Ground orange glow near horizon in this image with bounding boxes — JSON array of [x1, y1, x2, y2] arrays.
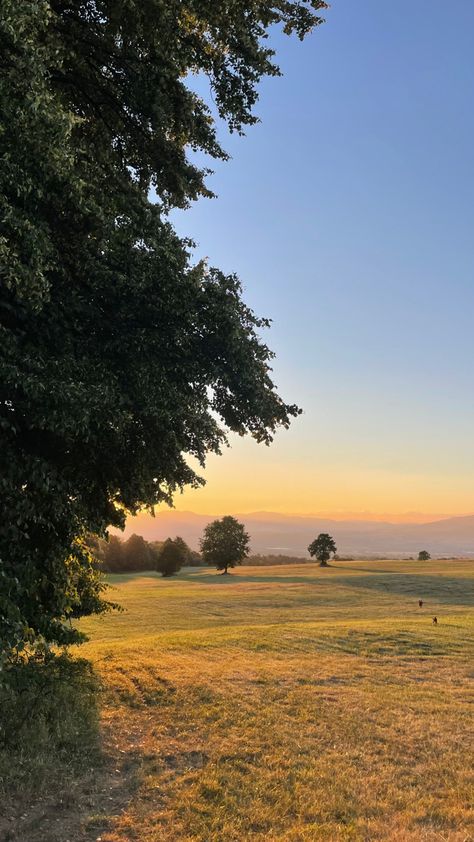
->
[[123, 431, 474, 530]]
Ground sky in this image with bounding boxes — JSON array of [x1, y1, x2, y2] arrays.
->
[[140, 1, 474, 523]]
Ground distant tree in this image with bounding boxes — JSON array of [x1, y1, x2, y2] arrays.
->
[[156, 538, 187, 577], [418, 550, 431, 561], [102, 535, 125, 573], [245, 554, 309, 566], [148, 541, 164, 567], [84, 533, 106, 566], [188, 550, 204, 566], [308, 533, 337, 567], [123, 534, 152, 572], [200, 517, 250, 574], [174, 536, 193, 566]]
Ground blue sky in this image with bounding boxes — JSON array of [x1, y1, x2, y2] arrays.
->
[[165, 0, 474, 517]]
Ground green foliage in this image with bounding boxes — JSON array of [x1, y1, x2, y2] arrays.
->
[[0, 652, 99, 799], [200, 516, 250, 573], [0, 0, 324, 655], [156, 538, 187, 577], [308, 533, 337, 566], [173, 536, 194, 566], [87, 532, 198, 573], [123, 534, 153, 572], [101, 534, 125, 573], [418, 550, 431, 561]]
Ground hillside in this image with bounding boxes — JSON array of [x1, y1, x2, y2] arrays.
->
[[119, 511, 474, 558]]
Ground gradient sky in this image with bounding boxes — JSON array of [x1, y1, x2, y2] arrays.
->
[[147, 1, 474, 521]]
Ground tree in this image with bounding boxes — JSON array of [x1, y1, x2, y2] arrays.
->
[[148, 541, 164, 567], [156, 538, 187, 577], [418, 550, 431, 561], [0, 1, 325, 657], [188, 550, 204, 567], [308, 534, 337, 567], [123, 534, 153, 572], [102, 535, 125, 573], [173, 537, 193, 567], [200, 517, 250, 574], [84, 533, 106, 566]]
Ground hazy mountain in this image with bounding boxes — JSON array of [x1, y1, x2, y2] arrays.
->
[[119, 511, 474, 558]]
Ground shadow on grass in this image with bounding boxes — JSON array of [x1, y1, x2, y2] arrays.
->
[[178, 568, 332, 585], [106, 567, 339, 587], [104, 568, 474, 613], [0, 654, 100, 781], [106, 570, 161, 584], [175, 567, 474, 605], [331, 574, 474, 605], [0, 654, 140, 842]]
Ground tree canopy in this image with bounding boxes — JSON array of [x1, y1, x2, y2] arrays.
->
[[308, 533, 337, 566], [156, 538, 187, 578], [200, 516, 250, 574], [1, 1, 325, 658], [418, 550, 431, 561]]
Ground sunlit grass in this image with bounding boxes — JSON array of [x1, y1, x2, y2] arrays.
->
[[75, 559, 474, 841]]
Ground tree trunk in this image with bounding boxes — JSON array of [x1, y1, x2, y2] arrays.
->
[[319, 560, 328, 567]]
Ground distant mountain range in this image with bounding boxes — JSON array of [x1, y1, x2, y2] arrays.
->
[[119, 511, 474, 558]]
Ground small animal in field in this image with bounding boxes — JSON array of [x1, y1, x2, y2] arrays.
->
[[418, 599, 423, 608], [432, 616, 438, 625]]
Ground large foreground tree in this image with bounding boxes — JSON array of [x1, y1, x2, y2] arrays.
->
[[0, 0, 326, 658]]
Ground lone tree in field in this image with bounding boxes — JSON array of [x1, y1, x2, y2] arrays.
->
[[0, 1, 327, 660], [308, 533, 337, 567], [418, 550, 431, 561], [200, 517, 250, 574]]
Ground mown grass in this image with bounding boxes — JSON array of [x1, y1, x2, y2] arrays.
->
[[2, 559, 474, 841]]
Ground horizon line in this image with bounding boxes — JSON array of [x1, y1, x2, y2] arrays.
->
[[126, 508, 474, 526]]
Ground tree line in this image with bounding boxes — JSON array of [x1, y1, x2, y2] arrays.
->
[[87, 515, 250, 577], [88, 524, 434, 577], [87, 534, 202, 575]]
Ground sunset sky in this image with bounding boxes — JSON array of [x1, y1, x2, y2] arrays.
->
[[137, 1, 474, 526]]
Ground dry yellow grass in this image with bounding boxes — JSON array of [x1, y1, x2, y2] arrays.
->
[[5, 559, 474, 841]]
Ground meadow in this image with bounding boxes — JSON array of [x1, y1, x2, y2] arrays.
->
[[2, 559, 474, 842]]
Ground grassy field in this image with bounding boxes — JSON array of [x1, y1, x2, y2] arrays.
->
[[2, 559, 474, 841]]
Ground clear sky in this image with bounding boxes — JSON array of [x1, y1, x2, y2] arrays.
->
[[151, 1, 474, 521]]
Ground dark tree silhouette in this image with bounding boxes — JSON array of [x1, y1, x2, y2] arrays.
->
[[156, 538, 187, 577], [102, 535, 126, 573], [308, 533, 337, 567]]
